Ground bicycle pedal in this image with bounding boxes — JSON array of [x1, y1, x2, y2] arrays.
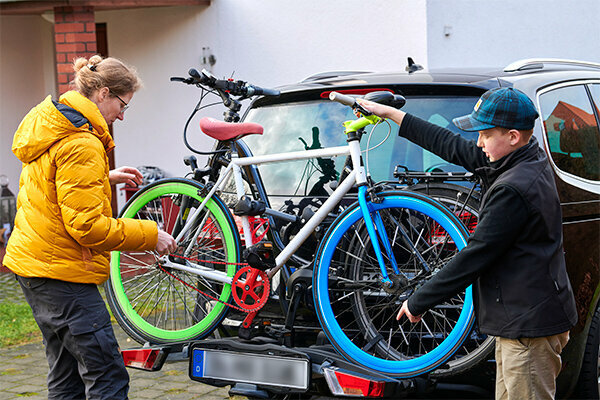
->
[[238, 325, 254, 340], [234, 195, 266, 216], [243, 241, 275, 270], [264, 325, 291, 339], [238, 311, 259, 340]]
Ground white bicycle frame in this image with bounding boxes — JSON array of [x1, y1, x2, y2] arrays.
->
[[160, 139, 370, 284]]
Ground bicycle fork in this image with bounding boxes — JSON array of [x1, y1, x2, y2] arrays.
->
[[347, 134, 402, 289]]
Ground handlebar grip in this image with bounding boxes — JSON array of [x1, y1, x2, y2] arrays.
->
[[188, 68, 202, 79], [187, 68, 215, 85], [257, 87, 280, 97], [329, 92, 356, 107], [244, 85, 280, 97]]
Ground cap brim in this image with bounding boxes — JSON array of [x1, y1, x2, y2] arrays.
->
[[452, 114, 496, 132]]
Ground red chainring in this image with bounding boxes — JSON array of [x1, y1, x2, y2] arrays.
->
[[231, 266, 270, 312]]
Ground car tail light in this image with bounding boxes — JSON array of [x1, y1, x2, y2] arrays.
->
[[323, 367, 385, 397], [121, 348, 168, 371]]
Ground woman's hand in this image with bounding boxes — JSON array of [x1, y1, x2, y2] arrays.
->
[[109, 166, 143, 186], [396, 300, 422, 323], [155, 229, 177, 256]]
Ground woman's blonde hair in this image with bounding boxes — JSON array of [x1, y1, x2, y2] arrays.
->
[[72, 55, 142, 98]]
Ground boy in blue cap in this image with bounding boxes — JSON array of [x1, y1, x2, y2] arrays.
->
[[360, 87, 577, 400]]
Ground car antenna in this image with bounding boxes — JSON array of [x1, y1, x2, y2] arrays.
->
[[406, 57, 423, 74]]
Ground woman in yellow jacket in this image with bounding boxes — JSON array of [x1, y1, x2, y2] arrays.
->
[[4, 55, 176, 400]]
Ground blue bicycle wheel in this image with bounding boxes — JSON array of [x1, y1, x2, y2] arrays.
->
[[313, 191, 472, 377]]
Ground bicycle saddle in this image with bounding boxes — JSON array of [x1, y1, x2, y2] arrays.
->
[[199, 117, 264, 141]]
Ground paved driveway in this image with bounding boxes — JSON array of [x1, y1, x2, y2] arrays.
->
[[0, 271, 242, 399]]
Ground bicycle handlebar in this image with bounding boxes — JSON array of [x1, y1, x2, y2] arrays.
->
[[171, 68, 280, 98], [329, 90, 406, 134]]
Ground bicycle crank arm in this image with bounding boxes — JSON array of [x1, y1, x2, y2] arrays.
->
[[160, 259, 233, 285]]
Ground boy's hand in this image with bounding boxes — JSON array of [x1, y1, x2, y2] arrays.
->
[[109, 166, 143, 187], [357, 98, 406, 124], [396, 300, 422, 323]]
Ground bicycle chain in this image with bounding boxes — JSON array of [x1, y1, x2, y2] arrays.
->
[[158, 254, 268, 313]]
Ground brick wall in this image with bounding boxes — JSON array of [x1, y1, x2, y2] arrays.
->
[[54, 6, 97, 95]]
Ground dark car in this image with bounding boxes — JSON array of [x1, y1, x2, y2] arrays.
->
[[236, 59, 600, 398]]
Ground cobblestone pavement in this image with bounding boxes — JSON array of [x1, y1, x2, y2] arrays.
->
[[0, 272, 245, 399]]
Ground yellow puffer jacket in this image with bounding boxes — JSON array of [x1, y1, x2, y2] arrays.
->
[[4, 91, 157, 284]]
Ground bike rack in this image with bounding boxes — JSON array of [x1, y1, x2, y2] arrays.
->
[[122, 337, 420, 399]]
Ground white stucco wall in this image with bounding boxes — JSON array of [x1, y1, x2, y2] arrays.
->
[[0, 15, 55, 195], [426, 0, 600, 68], [203, 0, 428, 87], [95, 0, 428, 208], [95, 6, 211, 207]]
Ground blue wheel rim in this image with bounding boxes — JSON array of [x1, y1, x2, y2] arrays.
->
[[314, 195, 472, 376]]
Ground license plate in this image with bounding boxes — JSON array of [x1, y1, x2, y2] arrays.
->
[[191, 348, 309, 390]]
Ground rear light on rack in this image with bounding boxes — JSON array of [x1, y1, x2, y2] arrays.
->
[[430, 210, 478, 247], [121, 348, 169, 371], [323, 367, 385, 397]]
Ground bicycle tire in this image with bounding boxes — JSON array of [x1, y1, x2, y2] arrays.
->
[[105, 178, 242, 344], [313, 190, 472, 377], [409, 184, 494, 377]]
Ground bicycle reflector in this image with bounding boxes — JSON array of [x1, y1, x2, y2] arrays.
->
[[323, 367, 385, 397], [121, 348, 169, 371]]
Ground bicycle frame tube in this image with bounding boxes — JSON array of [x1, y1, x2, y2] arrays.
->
[[232, 159, 253, 248], [161, 169, 358, 284], [269, 169, 357, 278], [177, 145, 352, 247], [165, 138, 395, 285]]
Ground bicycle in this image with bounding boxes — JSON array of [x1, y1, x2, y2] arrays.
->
[[105, 68, 475, 377]]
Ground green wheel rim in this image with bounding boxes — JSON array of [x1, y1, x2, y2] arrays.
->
[[110, 181, 237, 341]]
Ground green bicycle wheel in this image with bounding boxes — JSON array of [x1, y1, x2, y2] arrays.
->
[[105, 178, 241, 344]]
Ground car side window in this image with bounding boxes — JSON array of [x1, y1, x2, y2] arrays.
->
[[539, 84, 600, 181]]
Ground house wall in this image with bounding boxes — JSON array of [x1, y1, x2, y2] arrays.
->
[[426, 0, 600, 68], [95, 0, 428, 208], [0, 15, 55, 195]]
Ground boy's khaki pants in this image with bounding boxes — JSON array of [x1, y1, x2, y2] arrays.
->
[[495, 332, 570, 400]]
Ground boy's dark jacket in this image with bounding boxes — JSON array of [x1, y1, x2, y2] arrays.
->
[[401, 114, 578, 339]]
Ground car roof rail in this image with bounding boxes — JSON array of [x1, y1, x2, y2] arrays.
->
[[300, 71, 371, 83], [504, 58, 600, 72]]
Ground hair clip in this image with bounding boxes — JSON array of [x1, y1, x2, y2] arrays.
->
[[88, 64, 97, 72]]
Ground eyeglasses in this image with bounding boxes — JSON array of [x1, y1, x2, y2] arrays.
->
[[111, 91, 129, 113]]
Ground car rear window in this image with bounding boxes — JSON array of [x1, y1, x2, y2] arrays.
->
[[242, 96, 479, 197]]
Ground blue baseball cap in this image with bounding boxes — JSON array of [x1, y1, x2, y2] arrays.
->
[[452, 87, 539, 131]]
